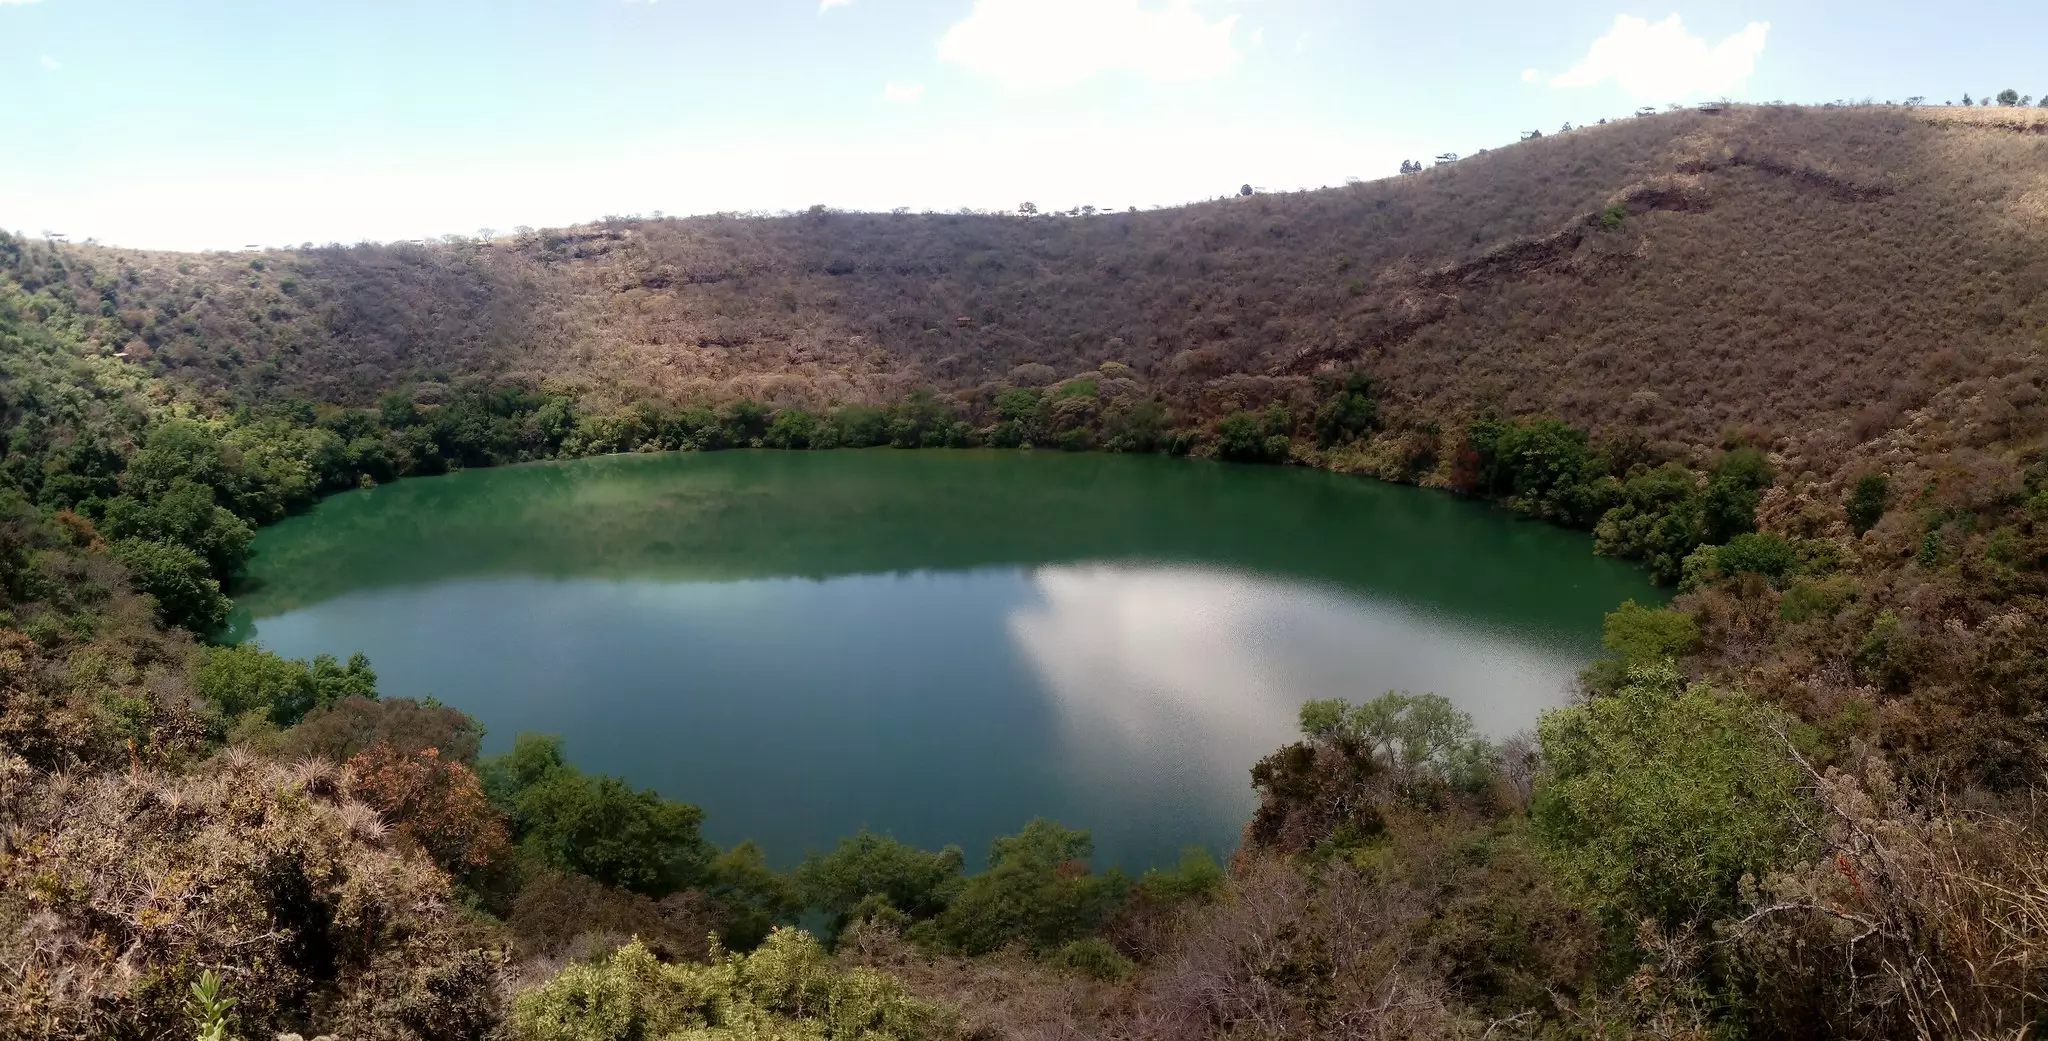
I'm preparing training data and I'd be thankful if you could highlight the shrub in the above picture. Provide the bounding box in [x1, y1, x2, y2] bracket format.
[1102, 847, 1230, 959]
[1248, 729, 1388, 856]
[270, 695, 482, 763]
[1777, 575, 1857, 623]
[1716, 531, 1801, 582]
[1143, 857, 1466, 1040]
[1534, 662, 1812, 928]
[1133, 847, 1227, 906]
[345, 742, 512, 876]
[1735, 761, 2048, 1040]
[504, 868, 721, 963]
[1046, 937, 1133, 981]
[508, 931, 947, 1041]
[0, 755, 504, 1039]
[1854, 610, 1925, 694]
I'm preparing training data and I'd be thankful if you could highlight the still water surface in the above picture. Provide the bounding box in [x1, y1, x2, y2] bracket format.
[231, 450, 1660, 870]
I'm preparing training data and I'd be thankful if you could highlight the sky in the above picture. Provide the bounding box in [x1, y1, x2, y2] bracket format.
[2, 0, 2042, 251]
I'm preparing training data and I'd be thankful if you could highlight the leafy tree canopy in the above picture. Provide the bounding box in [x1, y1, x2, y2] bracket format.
[1534, 662, 1811, 928]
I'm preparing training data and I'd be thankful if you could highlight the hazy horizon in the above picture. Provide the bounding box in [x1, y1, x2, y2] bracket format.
[5, 0, 2042, 251]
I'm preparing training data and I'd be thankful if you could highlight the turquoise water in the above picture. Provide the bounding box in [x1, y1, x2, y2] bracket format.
[232, 450, 1659, 870]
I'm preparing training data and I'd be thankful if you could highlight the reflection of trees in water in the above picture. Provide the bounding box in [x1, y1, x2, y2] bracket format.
[235, 451, 1658, 637]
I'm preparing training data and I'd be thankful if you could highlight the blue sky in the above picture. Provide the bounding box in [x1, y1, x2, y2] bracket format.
[2, 0, 2042, 250]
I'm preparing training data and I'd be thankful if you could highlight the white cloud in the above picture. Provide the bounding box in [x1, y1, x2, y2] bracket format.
[38, 54, 60, 70]
[881, 82, 924, 103]
[1549, 14, 1768, 101]
[0, 0, 47, 6]
[1521, 67, 1540, 84]
[938, 0, 1240, 90]
[819, 0, 851, 11]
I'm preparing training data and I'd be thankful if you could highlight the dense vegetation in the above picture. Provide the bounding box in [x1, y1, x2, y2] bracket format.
[4, 102, 2048, 1039]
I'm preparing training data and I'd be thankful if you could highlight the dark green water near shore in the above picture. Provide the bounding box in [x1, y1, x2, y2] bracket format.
[232, 450, 1660, 870]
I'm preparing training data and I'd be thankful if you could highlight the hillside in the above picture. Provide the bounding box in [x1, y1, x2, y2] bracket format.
[4, 102, 2048, 1040]
[30, 105, 2048, 468]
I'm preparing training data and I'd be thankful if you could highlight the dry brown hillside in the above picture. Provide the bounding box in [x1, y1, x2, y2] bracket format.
[47, 104, 2048, 484]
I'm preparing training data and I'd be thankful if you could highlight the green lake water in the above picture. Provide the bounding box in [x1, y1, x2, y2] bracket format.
[229, 450, 1661, 871]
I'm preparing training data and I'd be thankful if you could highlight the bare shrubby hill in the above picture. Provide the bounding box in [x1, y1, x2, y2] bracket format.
[38, 105, 2045, 476]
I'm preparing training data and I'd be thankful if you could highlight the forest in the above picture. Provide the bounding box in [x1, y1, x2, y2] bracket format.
[3, 101, 2048, 1040]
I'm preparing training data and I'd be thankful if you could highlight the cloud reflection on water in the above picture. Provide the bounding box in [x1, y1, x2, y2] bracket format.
[1007, 564, 1585, 821]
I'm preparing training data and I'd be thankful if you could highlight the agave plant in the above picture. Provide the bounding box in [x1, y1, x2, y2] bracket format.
[186, 971, 236, 1041]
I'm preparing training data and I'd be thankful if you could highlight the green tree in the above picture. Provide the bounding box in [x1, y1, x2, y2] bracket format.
[720, 400, 770, 446]
[1581, 600, 1701, 693]
[1602, 600, 1700, 663]
[1214, 403, 1292, 464]
[110, 538, 230, 633]
[121, 420, 230, 501]
[98, 479, 254, 580]
[197, 645, 377, 727]
[762, 408, 819, 450]
[1996, 88, 2020, 106]
[1105, 399, 1167, 454]
[1534, 662, 1811, 927]
[482, 734, 714, 897]
[1465, 416, 1617, 526]
[1848, 473, 1889, 534]
[1594, 463, 1707, 582]
[197, 644, 311, 721]
[993, 387, 1039, 420]
[1702, 447, 1774, 544]
[307, 651, 379, 705]
[1302, 691, 1493, 791]
[795, 831, 965, 941]
[1312, 374, 1379, 448]
[930, 819, 1129, 955]
[830, 404, 891, 448]
[378, 390, 421, 429]
[707, 841, 802, 950]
